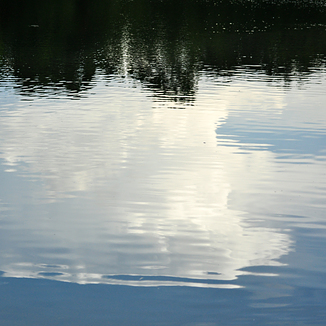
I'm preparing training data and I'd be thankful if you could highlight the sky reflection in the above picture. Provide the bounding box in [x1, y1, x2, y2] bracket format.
[4, 68, 324, 286]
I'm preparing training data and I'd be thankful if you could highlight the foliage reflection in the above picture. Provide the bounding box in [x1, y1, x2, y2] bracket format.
[0, 0, 326, 97]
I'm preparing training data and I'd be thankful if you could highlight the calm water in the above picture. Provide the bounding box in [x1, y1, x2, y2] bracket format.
[1, 1, 326, 325]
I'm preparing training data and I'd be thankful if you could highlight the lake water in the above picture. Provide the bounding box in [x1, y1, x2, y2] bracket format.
[1, 1, 326, 325]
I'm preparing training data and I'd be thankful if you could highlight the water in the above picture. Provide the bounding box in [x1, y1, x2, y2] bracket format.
[1, 1, 326, 325]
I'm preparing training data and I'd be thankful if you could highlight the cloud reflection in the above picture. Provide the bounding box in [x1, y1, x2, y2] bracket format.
[0, 72, 297, 287]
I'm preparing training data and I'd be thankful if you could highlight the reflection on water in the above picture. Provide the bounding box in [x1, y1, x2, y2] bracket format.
[2, 68, 326, 286]
[0, 0, 326, 324]
[1, 0, 326, 97]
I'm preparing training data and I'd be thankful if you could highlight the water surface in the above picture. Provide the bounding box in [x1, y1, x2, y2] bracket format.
[0, 0, 326, 325]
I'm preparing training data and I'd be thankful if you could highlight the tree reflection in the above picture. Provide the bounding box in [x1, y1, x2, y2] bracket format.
[0, 0, 326, 97]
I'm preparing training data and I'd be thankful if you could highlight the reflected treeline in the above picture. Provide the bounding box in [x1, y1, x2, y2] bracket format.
[0, 0, 326, 97]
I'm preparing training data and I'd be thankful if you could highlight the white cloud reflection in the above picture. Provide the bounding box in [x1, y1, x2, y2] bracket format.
[3, 70, 323, 287]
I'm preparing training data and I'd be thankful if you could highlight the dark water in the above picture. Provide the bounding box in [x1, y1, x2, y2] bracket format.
[1, 1, 326, 325]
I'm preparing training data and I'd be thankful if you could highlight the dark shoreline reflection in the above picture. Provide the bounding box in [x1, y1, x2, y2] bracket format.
[1, 0, 326, 98]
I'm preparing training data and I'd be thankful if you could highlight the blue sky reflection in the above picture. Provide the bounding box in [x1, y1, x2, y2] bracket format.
[1, 69, 325, 287]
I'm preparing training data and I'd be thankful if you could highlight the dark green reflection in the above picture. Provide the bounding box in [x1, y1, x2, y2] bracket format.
[0, 0, 326, 97]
